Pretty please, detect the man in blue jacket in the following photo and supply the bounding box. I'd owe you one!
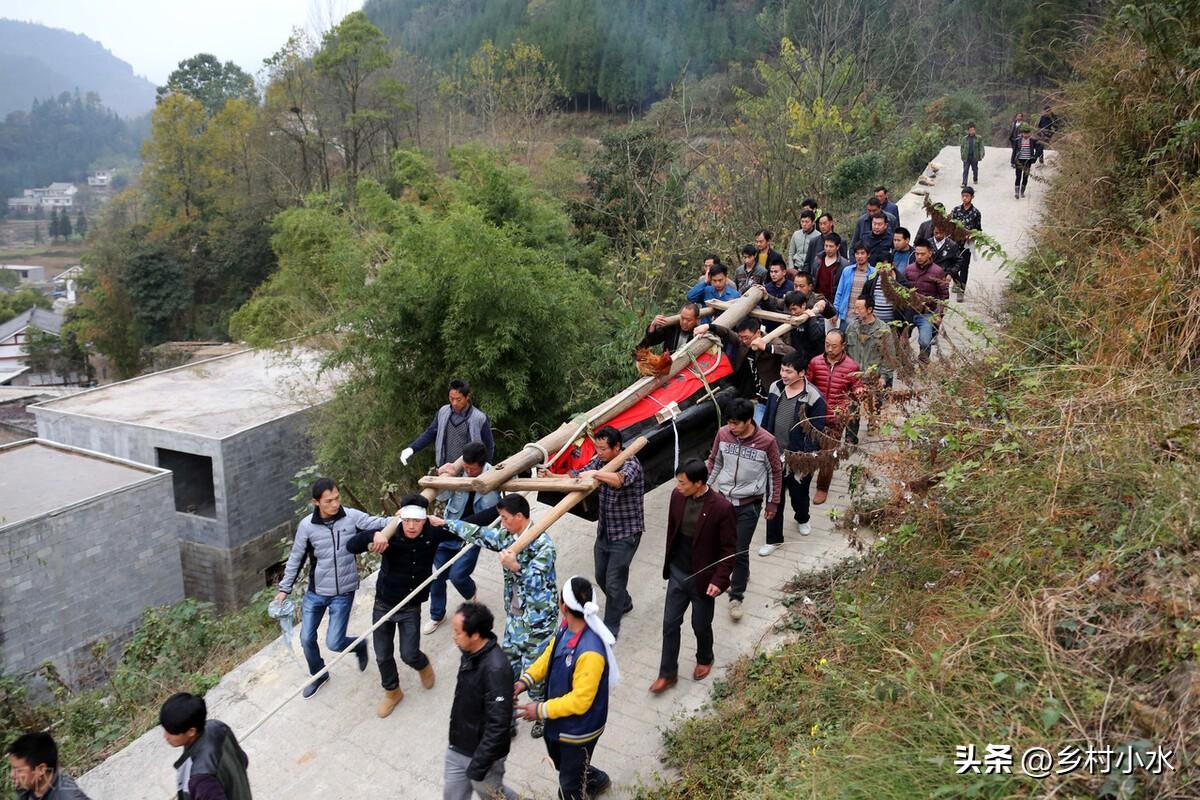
[686,261,741,307]
[274,477,392,698]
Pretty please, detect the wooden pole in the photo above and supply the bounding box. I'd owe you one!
[473,288,765,493]
[420,475,596,493]
[706,298,798,325]
[659,306,714,327]
[757,320,798,347]
[506,435,647,555]
[420,456,464,502]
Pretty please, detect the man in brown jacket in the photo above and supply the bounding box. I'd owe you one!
[650,459,737,694]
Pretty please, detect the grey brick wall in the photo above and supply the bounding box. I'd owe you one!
[0,472,185,685]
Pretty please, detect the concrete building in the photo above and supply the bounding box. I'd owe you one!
[87,170,113,188]
[32,348,334,607]
[0,307,80,387]
[2,264,46,284]
[5,183,77,211]
[0,439,183,685]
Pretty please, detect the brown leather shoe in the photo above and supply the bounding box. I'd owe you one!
[812,489,828,505]
[649,676,678,694]
[376,687,404,718]
[419,663,435,690]
[693,663,712,681]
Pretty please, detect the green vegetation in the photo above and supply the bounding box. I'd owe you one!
[644,2,1200,797]
[0,595,278,783]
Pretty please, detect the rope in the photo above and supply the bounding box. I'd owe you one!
[242,539,480,740]
[644,395,681,472]
[687,344,724,428]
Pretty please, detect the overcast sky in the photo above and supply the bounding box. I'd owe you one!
[0,0,360,84]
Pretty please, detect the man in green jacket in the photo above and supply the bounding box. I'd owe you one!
[161,693,252,800]
[961,123,985,187]
[846,295,896,439]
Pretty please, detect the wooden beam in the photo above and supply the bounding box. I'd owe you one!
[419,475,597,493]
[659,306,714,327]
[507,436,648,555]
[420,456,463,502]
[706,298,798,324]
[472,287,766,493]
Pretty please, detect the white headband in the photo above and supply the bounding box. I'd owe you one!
[399,505,428,520]
[562,576,621,689]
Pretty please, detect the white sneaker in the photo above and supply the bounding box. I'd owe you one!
[421,617,444,636]
[757,543,780,557]
[729,599,744,621]
[797,522,812,536]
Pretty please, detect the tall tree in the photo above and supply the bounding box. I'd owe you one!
[59,207,72,239]
[313,11,397,194]
[157,53,258,115]
[48,208,60,239]
[75,209,87,238]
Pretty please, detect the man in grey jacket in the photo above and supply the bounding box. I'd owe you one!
[401,379,494,468]
[7,732,91,800]
[274,477,392,697]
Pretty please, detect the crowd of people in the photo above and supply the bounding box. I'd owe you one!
[6,116,1049,800]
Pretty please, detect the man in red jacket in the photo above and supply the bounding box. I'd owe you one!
[807,330,861,504]
[650,459,737,694]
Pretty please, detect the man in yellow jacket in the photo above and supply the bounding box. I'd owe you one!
[514,576,621,799]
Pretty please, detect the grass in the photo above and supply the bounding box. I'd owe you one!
[640,6,1200,798]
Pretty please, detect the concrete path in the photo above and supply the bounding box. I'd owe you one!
[79,144,1051,799]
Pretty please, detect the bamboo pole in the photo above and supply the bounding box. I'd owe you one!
[420,475,596,493]
[659,306,715,327]
[757,320,798,346]
[706,298,797,324]
[419,456,464,502]
[472,287,766,493]
[506,436,648,555]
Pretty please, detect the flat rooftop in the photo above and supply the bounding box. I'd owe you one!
[0,440,164,529]
[32,348,332,437]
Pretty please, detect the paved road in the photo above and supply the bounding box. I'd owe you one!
[79,144,1051,799]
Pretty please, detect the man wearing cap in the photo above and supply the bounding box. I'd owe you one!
[949,187,983,301]
[515,576,618,800]
[346,494,499,718]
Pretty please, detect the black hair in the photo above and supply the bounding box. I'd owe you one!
[818,212,834,224]
[594,426,622,448]
[462,441,488,466]
[799,209,816,221]
[967,121,977,128]
[826,329,846,344]
[160,693,207,736]
[6,732,57,772]
[675,458,708,483]
[311,477,337,500]
[497,494,530,518]
[866,197,882,209]
[792,272,813,288]
[740,243,757,257]
[801,198,819,209]
[870,214,889,226]
[708,263,728,277]
[857,293,876,310]
[913,237,933,250]
[727,397,756,422]
[680,302,701,316]
[875,185,888,195]
[455,601,494,637]
[704,254,721,265]
[560,577,594,620]
[853,242,869,254]
[448,378,471,396]
[755,228,773,241]
[784,290,807,308]
[894,226,911,240]
[822,232,842,247]
[781,350,807,370]
[399,493,428,509]
[766,252,787,268]
[734,318,760,334]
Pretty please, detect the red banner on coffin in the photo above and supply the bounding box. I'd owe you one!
[546,347,732,474]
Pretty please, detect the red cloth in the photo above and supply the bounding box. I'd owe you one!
[547,348,732,473]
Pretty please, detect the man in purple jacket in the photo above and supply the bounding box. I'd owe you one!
[905,239,951,364]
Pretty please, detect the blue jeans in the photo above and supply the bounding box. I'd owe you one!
[754,402,766,425]
[913,313,938,361]
[429,540,481,621]
[300,590,360,676]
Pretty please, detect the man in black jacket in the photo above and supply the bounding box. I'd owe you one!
[444,602,517,800]
[638,302,702,353]
[346,495,498,718]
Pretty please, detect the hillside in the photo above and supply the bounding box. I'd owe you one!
[0,19,156,117]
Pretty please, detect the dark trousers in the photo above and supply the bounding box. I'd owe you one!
[816,421,846,492]
[593,534,641,639]
[372,600,427,690]
[765,471,812,543]
[1014,160,1034,192]
[956,249,972,291]
[961,160,978,185]
[546,738,608,800]
[659,563,715,679]
[727,501,762,601]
